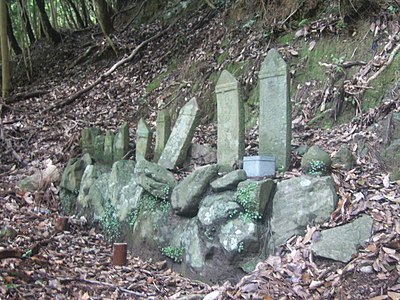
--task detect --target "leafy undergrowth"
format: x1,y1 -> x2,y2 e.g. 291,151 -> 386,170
1,2 -> 400,299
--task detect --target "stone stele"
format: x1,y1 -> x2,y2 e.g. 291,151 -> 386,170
216,70 -> 244,172
259,48 -> 292,171
158,98 -> 199,169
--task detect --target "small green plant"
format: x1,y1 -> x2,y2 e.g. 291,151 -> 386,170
237,241 -> 244,253
161,246 -> 184,263
101,201 -> 121,240
234,183 -> 262,221
242,14 -> 259,29
388,4 -> 398,14
335,19 -> 347,30
298,18 -> 310,27
126,210 -> 137,227
307,160 -> 327,176
228,208 -> 239,219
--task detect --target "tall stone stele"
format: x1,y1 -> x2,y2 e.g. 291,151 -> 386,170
216,70 -> 244,172
158,98 -> 199,169
136,118 -> 152,162
154,110 -> 171,162
113,122 -> 130,162
259,48 -> 292,171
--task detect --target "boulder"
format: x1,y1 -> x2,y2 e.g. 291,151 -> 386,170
210,170 -> 247,192
332,145 -> 356,170
134,160 -> 177,199
198,192 -> 240,226
108,160 -> 139,221
235,179 -> 275,220
269,175 -> 338,252
113,122 -> 130,161
312,215 -> 373,262
78,164 -> 110,210
171,164 -> 219,217
301,145 -> 331,176
60,156 -> 91,192
190,143 -> 217,165
218,218 -> 259,260
80,127 -> 102,156
18,162 -> 60,193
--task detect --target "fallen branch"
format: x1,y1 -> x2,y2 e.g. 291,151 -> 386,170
5,90 -> 49,105
42,22 -> 176,114
367,42 -> 400,83
60,278 -> 151,297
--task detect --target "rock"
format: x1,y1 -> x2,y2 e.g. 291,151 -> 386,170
171,164 -> 219,217
190,143 -> 217,165
235,179 -> 275,220
332,145 -> 356,170
154,110 -> 171,162
18,162 -> 60,193
136,118 -> 152,162
210,170 -> 247,192
0,226 -> 17,241
312,214 -> 373,263
134,160 -> 177,199
87,173 -> 110,219
60,157 -> 89,192
198,192 -> 240,226
108,160 -> 139,221
93,135 -> 105,163
301,145 -> 332,176
181,219 -> 204,271
294,145 -> 309,156
269,176 -> 338,252
218,218 -> 259,260
359,265 -> 373,274
381,139 -> 400,180
78,164 -> 110,210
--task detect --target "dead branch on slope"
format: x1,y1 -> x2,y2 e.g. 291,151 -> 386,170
42,22 -> 176,114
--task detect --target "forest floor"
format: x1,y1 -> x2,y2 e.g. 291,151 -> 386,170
1,2 -> 400,299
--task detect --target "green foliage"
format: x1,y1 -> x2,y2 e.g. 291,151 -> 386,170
307,160 -> 327,176
387,4 -> 398,14
161,246 -> 184,263
204,227 -> 216,240
234,183 -> 262,221
242,14 -> 259,29
101,201 -> 121,241
298,18 -> 310,27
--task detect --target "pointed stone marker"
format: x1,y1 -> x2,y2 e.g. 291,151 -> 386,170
158,98 -> 199,169
259,49 -> 291,171
216,70 -> 244,171
113,122 -> 130,162
154,110 -> 171,162
104,130 -> 114,165
136,118 -> 152,162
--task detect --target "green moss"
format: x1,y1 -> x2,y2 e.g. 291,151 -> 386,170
161,246 -> 184,263
101,200 -> 121,241
146,74 -> 164,93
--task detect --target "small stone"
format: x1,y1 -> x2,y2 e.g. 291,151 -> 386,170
359,265 -> 373,274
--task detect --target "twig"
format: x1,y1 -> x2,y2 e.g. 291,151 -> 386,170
41,22 -> 176,114
121,0 -> 147,32
60,278 -> 150,297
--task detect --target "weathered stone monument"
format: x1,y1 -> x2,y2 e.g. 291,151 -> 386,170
216,70 -> 244,171
113,122 -> 129,161
135,118 -> 152,161
154,110 -> 171,162
158,98 -> 199,169
104,131 -> 114,165
259,49 -> 291,171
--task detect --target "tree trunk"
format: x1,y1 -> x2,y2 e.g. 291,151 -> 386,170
80,0 -> 90,27
6,5 -> 22,55
93,0 -> 114,35
50,0 -> 58,30
65,0 -> 85,28
34,0 -> 62,44
17,0 -> 36,45
0,0 -> 10,98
